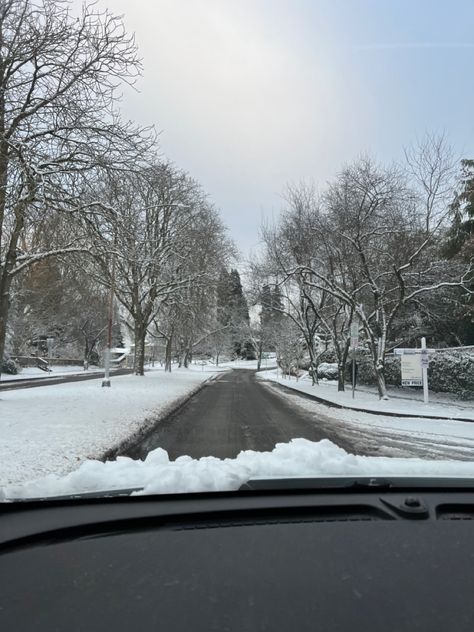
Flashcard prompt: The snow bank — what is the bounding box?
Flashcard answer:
[4,438,474,500]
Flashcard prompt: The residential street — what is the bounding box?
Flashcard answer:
[124,369,474,463]
[124,369,361,460]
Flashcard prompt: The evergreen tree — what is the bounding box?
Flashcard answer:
[228,269,250,324]
[216,268,250,357]
[443,159,474,343]
[445,159,474,260]
[216,268,232,326]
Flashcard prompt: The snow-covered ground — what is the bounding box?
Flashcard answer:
[3,361,474,500]
[260,369,474,421]
[256,376,474,461]
[1,365,102,381]
[0,366,221,486]
[5,437,474,500]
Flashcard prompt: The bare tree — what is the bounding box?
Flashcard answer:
[257,137,472,399]
[86,162,231,376]
[0,0,150,373]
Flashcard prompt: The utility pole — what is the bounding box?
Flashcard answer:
[102,244,117,388]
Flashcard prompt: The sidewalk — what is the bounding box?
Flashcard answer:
[0,365,103,382]
[259,370,474,422]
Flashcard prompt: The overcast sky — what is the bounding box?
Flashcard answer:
[92,0,474,256]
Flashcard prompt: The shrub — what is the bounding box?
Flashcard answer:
[317,362,339,380]
[355,350,474,399]
[427,351,474,399]
[2,355,19,375]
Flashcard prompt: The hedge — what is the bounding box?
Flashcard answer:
[356,350,474,399]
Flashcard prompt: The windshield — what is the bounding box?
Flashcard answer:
[1,0,473,501]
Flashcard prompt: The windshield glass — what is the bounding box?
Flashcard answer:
[1,0,473,501]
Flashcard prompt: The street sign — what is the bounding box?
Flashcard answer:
[350,321,359,350]
[420,349,430,368]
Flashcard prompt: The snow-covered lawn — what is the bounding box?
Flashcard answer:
[5,437,474,500]
[260,369,474,421]
[0,367,221,486]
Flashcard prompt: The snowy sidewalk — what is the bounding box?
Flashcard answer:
[259,370,474,422]
[0,365,103,382]
[0,366,222,485]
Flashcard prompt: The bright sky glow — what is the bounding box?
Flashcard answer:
[90,0,474,254]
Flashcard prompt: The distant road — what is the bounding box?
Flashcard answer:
[124,369,359,460]
[0,368,134,391]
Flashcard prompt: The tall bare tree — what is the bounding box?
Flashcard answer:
[0,0,149,373]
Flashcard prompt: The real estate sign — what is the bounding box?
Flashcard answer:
[401,352,422,386]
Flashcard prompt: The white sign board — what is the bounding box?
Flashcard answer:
[401,353,422,386]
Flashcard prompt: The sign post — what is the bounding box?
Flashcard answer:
[421,337,429,405]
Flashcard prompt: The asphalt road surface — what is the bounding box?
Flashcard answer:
[125,369,358,460]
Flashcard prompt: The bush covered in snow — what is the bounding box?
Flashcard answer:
[356,350,474,399]
[1,355,19,375]
[356,354,400,387]
[427,352,474,399]
[318,349,338,364]
[317,362,339,380]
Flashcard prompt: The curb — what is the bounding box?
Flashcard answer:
[263,378,474,423]
[100,372,223,461]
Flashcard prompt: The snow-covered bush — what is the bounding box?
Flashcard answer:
[428,351,474,399]
[356,350,474,399]
[317,362,339,380]
[318,349,338,363]
[2,355,19,375]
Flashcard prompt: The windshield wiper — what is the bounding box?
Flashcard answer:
[240,476,474,492]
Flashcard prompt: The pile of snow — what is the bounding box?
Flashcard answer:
[4,438,474,500]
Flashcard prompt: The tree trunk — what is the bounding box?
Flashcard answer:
[134,321,146,376]
[375,362,388,399]
[0,219,24,376]
[337,364,345,391]
[183,348,191,368]
[0,290,11,379]
[165,336,173,372]
[308,345,319,385]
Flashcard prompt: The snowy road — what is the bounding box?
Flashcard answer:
[124,369,474,462]
[124,369,365,460]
